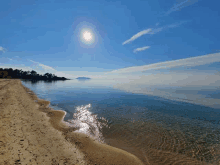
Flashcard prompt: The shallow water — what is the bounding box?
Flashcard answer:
[22,79,220,164]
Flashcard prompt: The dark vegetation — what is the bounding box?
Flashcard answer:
[0,68,70,80]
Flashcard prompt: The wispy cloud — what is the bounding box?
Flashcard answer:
[150,21,189,34]
[149,27,164,35]
[29,60,56,71]
[0,46,7,53]
[133,46,150,53]
[165,0,198,15]
[107,53,220,74]
[29,60,36,63]
[123,21,188,45]
[0,57,12,64]
[39,63,56,71]
[122,29,152,45]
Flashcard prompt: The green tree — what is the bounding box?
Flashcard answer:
[30,70,37,76]
[44,73,52,79]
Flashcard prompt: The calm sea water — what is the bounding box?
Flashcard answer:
[21,79,220,164]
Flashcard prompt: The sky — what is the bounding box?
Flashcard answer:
[0,0,220,80]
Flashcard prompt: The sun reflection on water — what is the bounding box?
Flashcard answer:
[67,104,107,143]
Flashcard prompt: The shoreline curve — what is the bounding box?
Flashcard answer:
[0,79,144,165]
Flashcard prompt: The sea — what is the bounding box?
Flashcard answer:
[21,78,220,164]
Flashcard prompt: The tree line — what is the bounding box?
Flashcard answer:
[0,68,70,80]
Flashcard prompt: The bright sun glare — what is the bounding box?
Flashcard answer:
[83,31,92,41]
[80,28,95,45]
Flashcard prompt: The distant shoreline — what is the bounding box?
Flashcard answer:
[0,77,71,81]
[0,68,71,81]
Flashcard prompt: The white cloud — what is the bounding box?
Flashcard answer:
[0,46,6,53]
[122,29,152,45]
[29,60,56,72]
[29,60,73,78]
[107,53,220,74]
[123,21,188,45]
[150,21,188,34]
[29,60,37,63]
[165,0,198,15]
[39,63,56,71]
[133,46,150,53]
[0,57,13,64]
[150,27,164,34]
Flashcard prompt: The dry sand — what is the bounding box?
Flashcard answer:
[0,79,144,165]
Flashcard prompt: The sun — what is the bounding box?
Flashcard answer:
[83,31,92,41]
[80,28,95,45]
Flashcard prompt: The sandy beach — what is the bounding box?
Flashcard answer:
[0,79,144,165]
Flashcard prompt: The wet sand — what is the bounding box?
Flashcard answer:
[0,79,143,165]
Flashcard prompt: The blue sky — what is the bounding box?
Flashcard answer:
[0,0,220,78]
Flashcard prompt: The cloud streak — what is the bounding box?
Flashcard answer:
[122,29,152,45]
[38,63,56,71]
[123,21,188,45]
[0,46,7,53]
[29,60,56,71]
[133,46,150,53]
[165,0,198,15]
[150,21,189,34]
[107,53,220,74]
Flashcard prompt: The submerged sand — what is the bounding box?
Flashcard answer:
[0,79,143,165]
